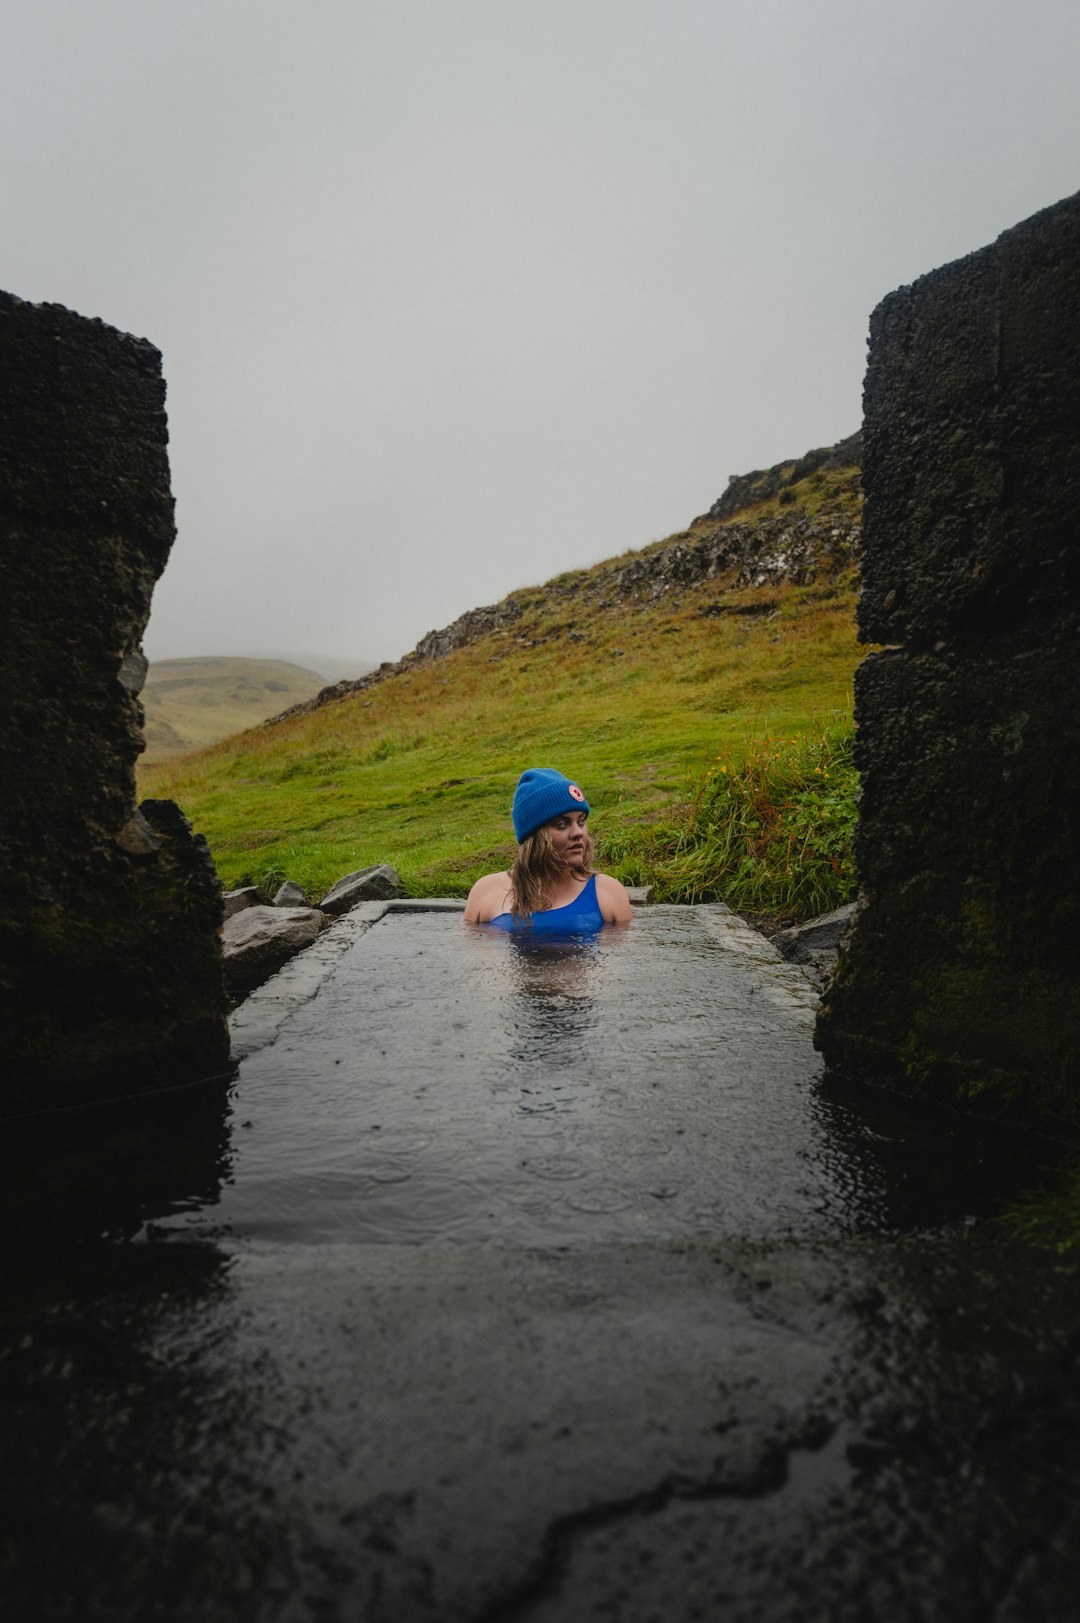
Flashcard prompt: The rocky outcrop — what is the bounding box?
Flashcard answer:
[691,431,862,525]
[412,601,525,662]
[0,292,230,1109]
[587,512,858,603]
[816,192,1080,1124]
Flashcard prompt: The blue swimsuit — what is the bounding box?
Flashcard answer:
[487,873,605,936]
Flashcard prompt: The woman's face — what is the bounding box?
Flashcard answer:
[546,810,589,866]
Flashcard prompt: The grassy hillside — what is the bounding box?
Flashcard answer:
[139,458,863,915]
[141,657,329,760]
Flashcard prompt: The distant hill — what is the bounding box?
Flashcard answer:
[238,652,378,685]
[141,657,331,761]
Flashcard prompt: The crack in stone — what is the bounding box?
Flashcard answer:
[473,1424,839,1623]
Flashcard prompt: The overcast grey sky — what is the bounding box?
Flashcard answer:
[5,1,1078,666]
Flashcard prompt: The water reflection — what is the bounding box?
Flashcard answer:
[502,933,601,1065]
[810,1067,1064,1233]
[0,1073,252,1617]
[1,1070,235,1260]
[0,1209,294,1623]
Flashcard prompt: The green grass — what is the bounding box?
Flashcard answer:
[140,469,863,917]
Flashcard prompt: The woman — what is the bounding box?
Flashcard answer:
[464,768,633,932]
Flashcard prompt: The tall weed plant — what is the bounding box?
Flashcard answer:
[609,719,858,918]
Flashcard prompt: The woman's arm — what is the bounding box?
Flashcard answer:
[464,871,512,924]
[595,872,634,925]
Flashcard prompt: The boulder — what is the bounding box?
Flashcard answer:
[222,885,274,919]
[273,880,308,907]
[773,903,856,993]
[222,905,327,995]
[318,864,403,916]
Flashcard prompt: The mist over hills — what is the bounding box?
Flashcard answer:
[268,433,862,728]
[238,653,378,685]
[143,654,379,761]
[142,657,330,761]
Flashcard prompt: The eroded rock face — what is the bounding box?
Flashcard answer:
[816,192,1080,1124]
[0,292,230,1109]
[691,431,862,525]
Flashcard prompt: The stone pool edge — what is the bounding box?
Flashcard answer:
[228,898,465,1059]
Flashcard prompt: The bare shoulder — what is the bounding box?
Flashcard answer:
[464,870,513,924]
[594,871,634,924]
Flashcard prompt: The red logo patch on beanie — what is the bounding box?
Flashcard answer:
[568,784,585,801]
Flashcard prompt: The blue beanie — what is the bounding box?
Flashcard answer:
[512,768,590,842]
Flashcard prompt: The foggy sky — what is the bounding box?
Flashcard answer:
[5,1,1079,667]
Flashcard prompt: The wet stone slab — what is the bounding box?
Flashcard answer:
[3,905,1078,1622]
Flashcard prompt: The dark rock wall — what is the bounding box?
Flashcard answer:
[816,193,1080,1123]
[0,293,229,1110]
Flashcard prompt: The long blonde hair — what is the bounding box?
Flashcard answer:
[510,824,595,918]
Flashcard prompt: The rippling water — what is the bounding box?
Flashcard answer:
[92,906,1048,1252]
